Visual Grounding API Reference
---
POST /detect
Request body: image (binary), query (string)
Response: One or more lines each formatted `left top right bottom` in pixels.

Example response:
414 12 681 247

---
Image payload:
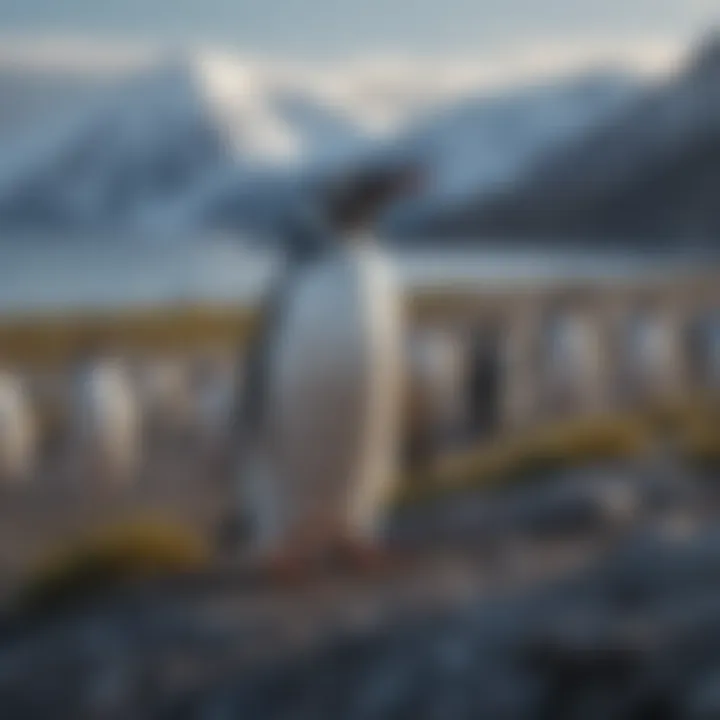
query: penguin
0 371 37 485
405 329 469 466
234 164 424 571
190 356 238 467
71 355 142 488
137 358 195 445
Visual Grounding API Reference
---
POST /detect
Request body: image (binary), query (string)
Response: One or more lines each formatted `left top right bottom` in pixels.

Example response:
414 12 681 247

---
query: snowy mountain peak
0 50 644 235
687 30 720 79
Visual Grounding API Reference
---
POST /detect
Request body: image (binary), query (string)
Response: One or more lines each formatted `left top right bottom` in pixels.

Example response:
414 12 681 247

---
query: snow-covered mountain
0 50 643 237
396 73 638 203
408 33 720 245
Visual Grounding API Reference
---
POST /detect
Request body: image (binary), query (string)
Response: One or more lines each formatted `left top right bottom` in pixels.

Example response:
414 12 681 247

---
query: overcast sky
0 0 717 59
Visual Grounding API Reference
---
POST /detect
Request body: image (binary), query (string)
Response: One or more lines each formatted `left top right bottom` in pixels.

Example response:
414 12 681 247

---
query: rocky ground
1 452 720 719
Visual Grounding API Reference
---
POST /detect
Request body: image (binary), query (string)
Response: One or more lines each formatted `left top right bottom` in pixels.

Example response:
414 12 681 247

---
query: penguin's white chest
255 244 404 551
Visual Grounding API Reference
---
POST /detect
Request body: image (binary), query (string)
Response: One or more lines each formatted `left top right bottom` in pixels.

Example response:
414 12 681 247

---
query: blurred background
1 2 720 718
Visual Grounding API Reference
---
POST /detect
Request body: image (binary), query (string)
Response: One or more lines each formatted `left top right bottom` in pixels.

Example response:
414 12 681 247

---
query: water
0 235 711 317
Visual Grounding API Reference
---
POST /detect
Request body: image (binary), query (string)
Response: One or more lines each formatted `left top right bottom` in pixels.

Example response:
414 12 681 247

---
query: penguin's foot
258 547 326 588
264 553 309 587
252 538 399 587
329 538 396 577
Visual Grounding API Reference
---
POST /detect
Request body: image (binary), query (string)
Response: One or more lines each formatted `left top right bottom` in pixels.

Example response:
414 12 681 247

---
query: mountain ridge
403 34 720 247
0 51 642 237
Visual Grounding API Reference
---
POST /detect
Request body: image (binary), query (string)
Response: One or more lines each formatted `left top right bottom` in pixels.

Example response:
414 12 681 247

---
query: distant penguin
236 164 423 567
405 329 468 465
0 372 36 484
545 312 603 413
72 357 142 487
137 359 195 443
191 358 237 462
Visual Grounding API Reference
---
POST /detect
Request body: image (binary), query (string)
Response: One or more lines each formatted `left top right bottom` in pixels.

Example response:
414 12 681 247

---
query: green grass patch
0 304 257 367
396 413 655 507
16 516 210 614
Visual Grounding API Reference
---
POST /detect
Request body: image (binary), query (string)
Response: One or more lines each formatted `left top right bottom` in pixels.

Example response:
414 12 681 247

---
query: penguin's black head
284 162 427 263
323 163 427 234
